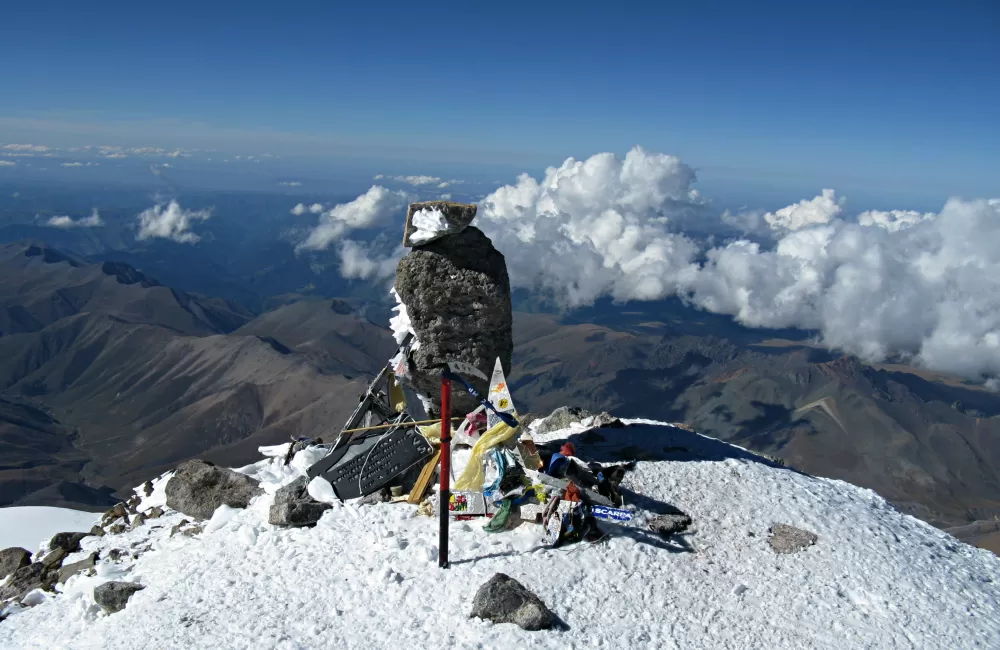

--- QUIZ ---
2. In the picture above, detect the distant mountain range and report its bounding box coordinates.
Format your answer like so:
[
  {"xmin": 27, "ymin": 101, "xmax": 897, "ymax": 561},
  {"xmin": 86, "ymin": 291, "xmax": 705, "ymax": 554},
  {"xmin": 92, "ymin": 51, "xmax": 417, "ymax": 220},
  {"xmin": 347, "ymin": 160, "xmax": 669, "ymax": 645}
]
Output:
[
  {"xmin": 0, "ymin": 241, "xmax": 389, "ymax": 509},
  {"xmin": 509, "ymin": 310, "xmax": 1000, "ymax": 551},
  {"xmin": 1, "ymin": 239, "xmax": 997, "ymax": 555}
]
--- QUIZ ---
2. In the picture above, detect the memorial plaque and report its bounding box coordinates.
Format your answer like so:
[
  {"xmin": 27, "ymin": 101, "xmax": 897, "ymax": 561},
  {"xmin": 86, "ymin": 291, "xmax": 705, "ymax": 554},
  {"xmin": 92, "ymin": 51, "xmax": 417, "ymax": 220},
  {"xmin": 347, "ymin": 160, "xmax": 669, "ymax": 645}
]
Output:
[{"xmin": 307, "ymin": 427, "xmax": 433, "ymax": 501}]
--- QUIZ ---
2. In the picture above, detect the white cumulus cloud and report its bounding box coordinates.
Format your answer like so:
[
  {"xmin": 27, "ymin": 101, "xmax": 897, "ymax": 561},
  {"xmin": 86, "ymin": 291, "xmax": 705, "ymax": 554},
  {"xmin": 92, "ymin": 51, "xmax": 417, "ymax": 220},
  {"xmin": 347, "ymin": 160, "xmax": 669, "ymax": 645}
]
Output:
[
  {"xmin": 479, "ymin": 146, "xmax": 705, "ymax": 306},
  {"xmin": 290, "ymin": 202, "xmax": 324, "ymax": 216},
  {"xmin": 136, "ymin": 200, "xmax": 212, "ymax": 243},
  {"xmin": 46, "ymin": 209, "xmax": 103, "ymax": 228},
  {"xmin": 60, "ymin": 161, "xmax": 100, "ymax": 167},
  {"xmin": 0, "ymin": 161, "xmax": 15, "ymax": 167},
  {"xmin": 395, "ymin": 175, "xmax": 441, "ymax": 186},
  {"xmin": 479, "ymin": 146, "xmax": 1000, "ymax": 380},
  {"xmin": 858, "ymin": 208, "xmax": 934, "ymax": 232},
  {"xmin": 763, "ymin": 188, "xmax": 844, "ymax": 231},
  {"xmin": 297, "ymin": 185, "xmax": 410, "ymax": 252},
  {"xmin": 338, "ymin": 239, "xmax": 403, "ymax": 280},
  {"xmin": 279, "ymin": 181, "xmax": 303, "ymax": 187}
]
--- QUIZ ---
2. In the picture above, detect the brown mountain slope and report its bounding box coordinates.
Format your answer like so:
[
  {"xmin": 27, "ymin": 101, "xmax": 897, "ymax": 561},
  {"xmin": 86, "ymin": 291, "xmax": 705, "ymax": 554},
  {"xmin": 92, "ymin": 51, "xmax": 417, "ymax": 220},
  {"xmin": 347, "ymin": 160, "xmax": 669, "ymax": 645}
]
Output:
[
  {"xmin": 234, "ymin": 298, "xmax": 395, "ymax": 377},
  {"xmin": 0, "ymin": 242, "xmax": 387, "ymax": 506},
  {"xmin": 0, "ymin": 241, "xmax": 252, "ymax": 337}
]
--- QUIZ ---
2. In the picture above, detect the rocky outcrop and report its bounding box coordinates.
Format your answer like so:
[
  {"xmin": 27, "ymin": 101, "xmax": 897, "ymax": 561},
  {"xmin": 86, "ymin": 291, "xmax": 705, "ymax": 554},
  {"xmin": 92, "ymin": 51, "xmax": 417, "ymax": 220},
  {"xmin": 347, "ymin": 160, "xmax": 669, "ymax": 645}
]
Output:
[
  {"xmin": 49, "ymin": 531, "xmax": 89, "ymax": 553},
  {"xmin": 165, "ymin": 459, "xmax": 263, "ymax": 520},
  {"xmin": 0, "ymin": 547, "xmax": 32, "ymax": 581},
  {"xmin": 534, "ymin": 406, "xmax": 623, "ymax": 433},
  {"xmin": 57, "ymin": 552, "xmax": 98, "ymax": 584},
  {"xmin": 395, "ymin": 221, "xmax": 513, "ymax": 416},
  {"xmin": 470, "ymin": 573, "xmax": 554, "ymax": 631},
  {"xmin": 769, "ymin": 523, "xmax": 818, "ymax": 554},
  {"xmin": 648, "ymin": 514, "xmax": 692, "ymax": 537},
  {"xmin": 534, "ymin": 407, "xmax": 594, "ymax": 433},
  {"xmin": 93, "ymin": 581, "xmax": 144, "ymax": 614},
  {"xmin": 269, "ymin": 477, "xmax": 331, "ymax": 527},
  {"xmin": 0, "ymin": 563, "xmax": 56, "ymax": 602}
]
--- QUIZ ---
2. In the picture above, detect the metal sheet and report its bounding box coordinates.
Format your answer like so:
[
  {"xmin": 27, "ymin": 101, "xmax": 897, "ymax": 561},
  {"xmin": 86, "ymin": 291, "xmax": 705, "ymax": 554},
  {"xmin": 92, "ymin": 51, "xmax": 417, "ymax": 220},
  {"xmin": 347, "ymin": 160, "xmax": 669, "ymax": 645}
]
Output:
[{"xmin": 308, "ymin": 427, "xmax": 433, "ymax": 500}]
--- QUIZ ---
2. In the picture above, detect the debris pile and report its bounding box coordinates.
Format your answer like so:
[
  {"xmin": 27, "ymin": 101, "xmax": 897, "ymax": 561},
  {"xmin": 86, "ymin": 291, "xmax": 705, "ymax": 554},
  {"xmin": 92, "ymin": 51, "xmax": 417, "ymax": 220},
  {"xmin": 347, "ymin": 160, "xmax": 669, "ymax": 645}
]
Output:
[
  {"xmin": 0, "ymin": 201, "xmax": 693, "ymax": 626},
  {"xmin": 275, "ymin": 202, "xmax": 691, "ymax": 553}
]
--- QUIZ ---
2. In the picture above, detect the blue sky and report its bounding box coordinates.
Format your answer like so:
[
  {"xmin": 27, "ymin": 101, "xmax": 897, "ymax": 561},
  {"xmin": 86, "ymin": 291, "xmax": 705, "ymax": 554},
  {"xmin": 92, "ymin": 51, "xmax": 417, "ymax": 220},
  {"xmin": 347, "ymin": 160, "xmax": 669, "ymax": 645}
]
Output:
[{"xmin": 1, "ymin": 0, "xmax": 997, "ymax": 204}]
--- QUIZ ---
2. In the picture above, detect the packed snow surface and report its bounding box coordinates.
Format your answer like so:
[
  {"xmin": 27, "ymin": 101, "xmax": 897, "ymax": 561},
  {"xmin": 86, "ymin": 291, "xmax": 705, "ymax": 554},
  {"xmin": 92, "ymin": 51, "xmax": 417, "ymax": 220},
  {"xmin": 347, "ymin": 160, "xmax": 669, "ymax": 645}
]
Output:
[
  {"xmin": 2, "ymin": 419, "xmax": 999, "ymax": 649},
  {"xmin": 0, "ymin": 507, "xmax": 99, "ymax": 553}
]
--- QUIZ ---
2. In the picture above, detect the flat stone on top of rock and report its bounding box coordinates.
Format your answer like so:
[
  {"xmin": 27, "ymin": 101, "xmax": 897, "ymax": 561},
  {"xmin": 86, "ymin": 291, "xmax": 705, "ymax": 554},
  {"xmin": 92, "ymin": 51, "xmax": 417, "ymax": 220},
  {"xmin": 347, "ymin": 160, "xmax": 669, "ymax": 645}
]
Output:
[
  {"xmin": 769, "ymin": 523, "xmax": 818, "ymax": 554},
  {"xmin": 470, "ymin": 573, "xmax": 554, "ymax": 631},
  {"xmin": 402, "ymin": 200, "xmax": 477, "ymax": 247},
  {"xmin": 165, "ymin": 459, "xmax": 263, "ymax": 520}
]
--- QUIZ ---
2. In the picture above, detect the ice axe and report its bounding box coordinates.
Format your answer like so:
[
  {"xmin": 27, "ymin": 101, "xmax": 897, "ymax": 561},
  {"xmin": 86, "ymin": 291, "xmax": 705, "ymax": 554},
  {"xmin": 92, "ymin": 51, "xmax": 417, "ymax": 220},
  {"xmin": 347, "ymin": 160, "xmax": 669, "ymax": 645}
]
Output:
[{"xmin": 441, "ymin": 362, "xmax": 519, "ymax": 428}]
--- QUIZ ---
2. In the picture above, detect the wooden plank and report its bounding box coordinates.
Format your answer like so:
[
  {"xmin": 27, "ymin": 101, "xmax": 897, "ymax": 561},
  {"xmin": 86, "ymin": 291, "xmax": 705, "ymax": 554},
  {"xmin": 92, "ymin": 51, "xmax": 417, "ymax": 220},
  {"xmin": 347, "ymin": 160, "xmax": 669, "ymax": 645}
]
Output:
[{"xmin": 407, "ymin": 448, "xmax": 442, "ymax": 504}]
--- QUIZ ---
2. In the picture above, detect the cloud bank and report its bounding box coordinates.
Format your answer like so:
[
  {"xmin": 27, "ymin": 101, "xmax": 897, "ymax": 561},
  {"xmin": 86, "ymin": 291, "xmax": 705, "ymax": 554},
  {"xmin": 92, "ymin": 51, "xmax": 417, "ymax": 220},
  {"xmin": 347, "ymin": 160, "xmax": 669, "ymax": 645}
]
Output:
[
  {"xmin": 374, "ymin": 174, "xmax": 465, "ymax": 188},
  {"xmin": 471, "ymin": 146, "xmax": 1000, "ymax": 380},
  {"xmin": 136, "ymin": 200, "xmax": 212, "ymax": 243},
  {"xmin": 313, "ymin": 146, "xmax": 998, "ymax": 379},
  {"xmin": 3, "ymin": 143, "xmax": 50, "ymax": 152},
  {"xmin": 296, "ymin": 185, "xmax": 410, "ymax": 252},
  {"xmin": 47, "ymin": 209, "xmax": 103, "ymax": 228}
]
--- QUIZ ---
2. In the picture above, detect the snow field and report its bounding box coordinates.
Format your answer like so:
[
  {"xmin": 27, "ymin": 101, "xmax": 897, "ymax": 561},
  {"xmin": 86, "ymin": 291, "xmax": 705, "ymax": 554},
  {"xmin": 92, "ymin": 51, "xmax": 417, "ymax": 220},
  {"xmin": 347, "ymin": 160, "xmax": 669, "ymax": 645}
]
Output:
[
  {"xmin": 1, "ymin": 420, "xmax": 998, "ymax": 649},
  {"xmin": 0, "ymin": 507, "xmax": 101, "ymax": 555}
]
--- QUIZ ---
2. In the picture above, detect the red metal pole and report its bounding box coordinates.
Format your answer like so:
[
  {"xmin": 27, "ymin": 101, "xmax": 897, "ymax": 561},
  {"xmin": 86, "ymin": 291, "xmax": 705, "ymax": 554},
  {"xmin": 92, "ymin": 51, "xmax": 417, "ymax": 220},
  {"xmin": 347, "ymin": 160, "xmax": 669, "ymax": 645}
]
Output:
[{"xmin": 438, "ymin": 374, "xmax": 452, "ymax": 568}]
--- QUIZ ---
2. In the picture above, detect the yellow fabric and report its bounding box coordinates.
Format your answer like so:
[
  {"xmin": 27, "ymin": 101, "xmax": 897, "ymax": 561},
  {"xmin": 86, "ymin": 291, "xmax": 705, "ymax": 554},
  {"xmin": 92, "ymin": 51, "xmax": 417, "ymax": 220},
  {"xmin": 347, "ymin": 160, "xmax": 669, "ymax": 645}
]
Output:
[
  {"xmin": 418, "ymin": 422, "xmax": 441, "ymax": 443},
  {"xmin": 454, "ymin": 421, "xmax": 520, "ymax": 490},
  {"xmin": 387, "ymin": 374, "xmax": 407, "ymax": 413}
]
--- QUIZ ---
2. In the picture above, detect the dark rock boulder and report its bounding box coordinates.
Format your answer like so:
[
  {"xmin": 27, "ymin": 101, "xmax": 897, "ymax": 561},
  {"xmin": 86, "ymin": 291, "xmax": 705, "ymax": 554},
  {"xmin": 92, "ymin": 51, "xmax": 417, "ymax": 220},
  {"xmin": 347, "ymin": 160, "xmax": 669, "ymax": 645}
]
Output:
[
  {"xmin": 395, "ymin": 225, "xmax": 513, "ymax": 416},
  {"xmin": 769, "ymin": 523, "xmax": 818, "ymax": 554},
  {"xmin": 648, "ymin": 514, "xmax": 692, "ymax": 537},
  {"xmin": 470, "ymin": 573, "xmax": 554, "ymax": 631},
  {"xmin": 39, "ymin": 547, "xmax": 69, "ymax": 569},
  {"xmin": 268, "ymin": 477, "xmax": 332, "ymax": 527},
  {"xmin": 590, "ymin": 412, "xmax": 625, "ymax": 429},
  {"xmin": 0, "ymin": 547, "xmax": 32, "ymax": 581},
  {"xmin": 534, "ymin": 406, "xmax": 595, "ymax": 434},
  {"xmin": 165, "ymin": 459, "xmax": 263, "ymax": 520},
  {"xmin": 49, "ymin": 531, "xmax": 89, "ymax": 553},
  {"xmin": 101, "ymin": 503, "xmax": 128, "ymax": 527},
  {"xmin": 0, "ymin": 563, "xmax": 56, "ymax": 602},
  {"xmin": 93, "ymin": 581, "xmax": 144, "ymax": 614},
  {"xmin": 57, "ymin": 552, "xmax": 98, "ymax": 584}
]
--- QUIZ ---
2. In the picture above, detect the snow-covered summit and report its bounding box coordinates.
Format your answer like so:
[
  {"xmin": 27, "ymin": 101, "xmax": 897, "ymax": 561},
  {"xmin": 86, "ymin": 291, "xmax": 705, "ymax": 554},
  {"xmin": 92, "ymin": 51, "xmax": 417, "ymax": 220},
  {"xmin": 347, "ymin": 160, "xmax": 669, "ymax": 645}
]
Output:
[{"xmin": 2, "ymin": 418, "xmax": 999, "ymax": 649}]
